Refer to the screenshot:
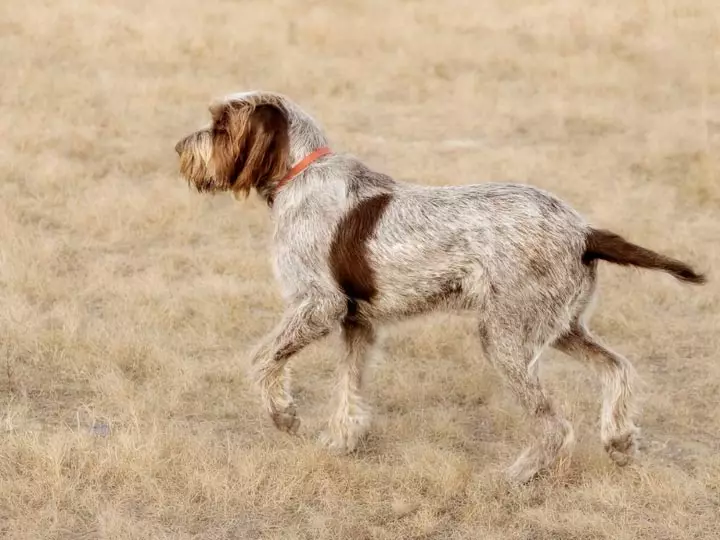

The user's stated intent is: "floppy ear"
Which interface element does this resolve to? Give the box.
[210,102,290,198]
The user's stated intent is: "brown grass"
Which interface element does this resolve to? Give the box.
[1,0,719,538]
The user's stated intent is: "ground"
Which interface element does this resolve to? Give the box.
[1,0,719,538]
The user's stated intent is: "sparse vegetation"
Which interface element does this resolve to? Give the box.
[1,0,718,538]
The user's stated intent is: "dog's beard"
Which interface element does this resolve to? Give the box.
[178,130,220,193]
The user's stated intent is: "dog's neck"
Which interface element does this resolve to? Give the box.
[285,105,330,167]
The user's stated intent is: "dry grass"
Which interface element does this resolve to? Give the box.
[1,0,719,538]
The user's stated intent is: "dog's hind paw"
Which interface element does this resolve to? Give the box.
[604,428,639,467]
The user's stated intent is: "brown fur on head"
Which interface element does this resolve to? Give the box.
[175,100,290,201]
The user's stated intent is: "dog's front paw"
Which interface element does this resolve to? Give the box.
[319,429,356,454]
[319,415,369,454]
[271,403,301,434]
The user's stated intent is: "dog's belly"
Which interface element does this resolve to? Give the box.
[363,267,487,321]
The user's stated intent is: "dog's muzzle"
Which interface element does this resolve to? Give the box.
[175,139,185,155]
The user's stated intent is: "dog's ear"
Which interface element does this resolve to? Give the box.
[210,101,290,197]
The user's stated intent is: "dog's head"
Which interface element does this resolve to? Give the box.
[175,92,291,201]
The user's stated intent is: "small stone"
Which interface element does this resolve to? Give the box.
[90,422,111,437]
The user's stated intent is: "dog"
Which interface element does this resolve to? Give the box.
[174,90,706,483]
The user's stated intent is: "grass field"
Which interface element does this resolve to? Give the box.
[1,0,719,538]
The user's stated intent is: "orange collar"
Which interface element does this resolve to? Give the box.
[276,146,332,193]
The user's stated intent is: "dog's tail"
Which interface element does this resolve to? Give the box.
[582,228,706,284]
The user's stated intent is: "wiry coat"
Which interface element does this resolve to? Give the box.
[175,91,706,483]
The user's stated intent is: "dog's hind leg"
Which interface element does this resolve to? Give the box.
[320,319,375,453]
[250,295,343,434]
[479,318,575,484]
[553,325,639,466]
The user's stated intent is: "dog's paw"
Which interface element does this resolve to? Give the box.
[271,404,301,434]
[319,417,369,454]
[505,450,543,485]
[604,428,639,466]
[319,430,355,454]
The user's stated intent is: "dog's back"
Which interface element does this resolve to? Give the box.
[361,181,591,322]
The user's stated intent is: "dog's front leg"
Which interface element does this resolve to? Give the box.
[250,296,341,433]
[320,320,375,453]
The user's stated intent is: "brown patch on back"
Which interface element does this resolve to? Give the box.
[210,102,290,202]
[330,193,392,306]
[583,228,706,284]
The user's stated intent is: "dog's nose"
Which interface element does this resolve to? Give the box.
[175,139,185,155]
